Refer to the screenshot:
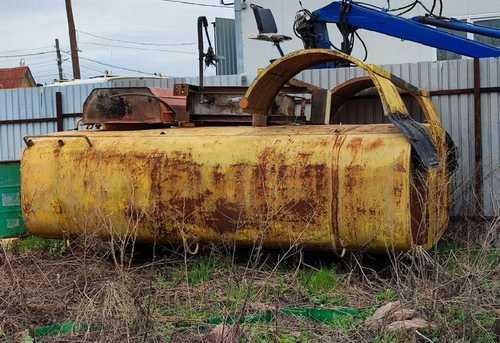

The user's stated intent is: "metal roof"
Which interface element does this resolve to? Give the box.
[44,75,169,87]
[0,66,36,89]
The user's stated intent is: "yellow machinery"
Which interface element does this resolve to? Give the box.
[21,50,454,253]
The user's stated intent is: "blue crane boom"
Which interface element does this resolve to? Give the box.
[298,1,500,58]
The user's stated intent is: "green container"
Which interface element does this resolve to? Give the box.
[0,162,27,238]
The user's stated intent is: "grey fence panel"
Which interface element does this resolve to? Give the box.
[481,92,500,216]
[109,78,170,89]
[480,59,500,216]
[170,74,247,87]
[0,121,57,162]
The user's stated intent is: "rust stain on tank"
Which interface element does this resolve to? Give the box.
[286,199,315,219]
[344,164,363,193]
[52,201,63,215]
[368,138,384,150]
[206,199,242,233]
[393,184,403,200]
[278,165,288,180]
[393,163,407,173]
[168,197,200,223]
[355,207,369,215]
[297,152,313,160]
[347,137,363,152]
[212,164,224,185]
[125,201,145,223]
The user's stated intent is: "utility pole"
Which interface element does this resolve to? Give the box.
[65,0,81,79]
[55,39,64,81]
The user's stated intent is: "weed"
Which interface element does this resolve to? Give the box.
[375,288,398,303]
[279,331,313,342]
[0,218,498,342]
[300,267,338,294]
[299,267,341,305]
[14,236,67,256]
[373,332,404,343]
[167,256,215,286]
[187,257,214,285]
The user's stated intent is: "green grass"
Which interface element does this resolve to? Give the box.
[299,267,342,305]
[163,257,216,287]
[14,236,67,256]
[375,288,398,303]
[300,267,338,294]
[187,257,214,285]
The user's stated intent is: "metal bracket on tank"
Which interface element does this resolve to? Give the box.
[388,112,439,169]
[23,135,93,148]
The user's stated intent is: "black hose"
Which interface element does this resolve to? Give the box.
[197,16,208,93]
[355,31,368,61]
[430,0,436,15]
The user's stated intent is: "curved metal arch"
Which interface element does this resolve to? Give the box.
[328,76,440,124]
[328,76,457,173]
[240,49,422,125]
[240,49,441,169]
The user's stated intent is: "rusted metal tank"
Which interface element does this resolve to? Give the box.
[21,50,453,253]
[22,125,441,252]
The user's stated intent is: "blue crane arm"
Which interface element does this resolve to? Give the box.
[311,2,500,58]
[412,16,500,39]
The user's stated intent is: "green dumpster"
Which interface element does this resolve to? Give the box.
[0,162,27,238]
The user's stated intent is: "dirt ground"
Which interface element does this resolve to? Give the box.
[0,219,498,343]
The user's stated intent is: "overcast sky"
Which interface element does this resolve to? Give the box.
[0,0,234,84]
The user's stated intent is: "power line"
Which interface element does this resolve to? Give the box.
[33,73,59,78]
[0,58,56,68]
[29,64,57,71]
[77,29,196,46]
[79,63,106,74]
[0,51,56,59]
[26,59,57,67]
[159,0,233,8]
[79,41,195,54]
[0,46,53,54]
[62,52,157,75]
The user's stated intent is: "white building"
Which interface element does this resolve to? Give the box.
[232,0,500,74]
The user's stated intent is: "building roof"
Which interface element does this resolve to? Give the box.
[0,66,36,89]
[44,75,168,87]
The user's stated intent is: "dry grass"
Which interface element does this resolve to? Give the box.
[0,217,498,343]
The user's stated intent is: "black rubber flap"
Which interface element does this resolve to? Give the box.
[388,113,440,169]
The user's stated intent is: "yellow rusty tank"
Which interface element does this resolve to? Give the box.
[20,50,452,253]
[21,124,448,253]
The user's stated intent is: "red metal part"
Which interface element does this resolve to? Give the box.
[149,88,188,122]
[82,87,187,125]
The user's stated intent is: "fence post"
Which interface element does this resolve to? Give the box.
[56,92,64,132]
[473,58,483,215]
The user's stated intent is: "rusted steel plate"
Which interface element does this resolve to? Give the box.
[22,124,448,252]
[83,87,186,125]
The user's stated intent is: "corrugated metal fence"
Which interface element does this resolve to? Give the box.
[0,60,498,217]
[215,18,238,76]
